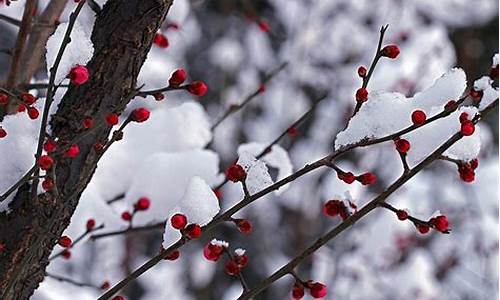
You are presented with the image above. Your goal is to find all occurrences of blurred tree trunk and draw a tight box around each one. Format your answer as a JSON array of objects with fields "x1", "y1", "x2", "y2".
[{"x1": 0, "y1": 1, "x2": 172, "y2": 299}]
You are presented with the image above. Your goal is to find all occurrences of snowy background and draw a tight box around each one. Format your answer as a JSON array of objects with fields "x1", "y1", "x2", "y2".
[{"x1": 0, "y1": 0, "x2": 498, "y2": 299}]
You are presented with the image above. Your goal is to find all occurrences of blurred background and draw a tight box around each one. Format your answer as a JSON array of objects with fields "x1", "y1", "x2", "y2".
[{"x1": 1, "y1": 0, "x2": 498, "y2": 299}]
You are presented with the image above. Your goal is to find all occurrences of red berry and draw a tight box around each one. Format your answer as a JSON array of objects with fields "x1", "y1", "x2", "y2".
[
  {"x1": 258, "y1": 84, "x2": 266, "y2": 93},
  {"x1": 58, "y1": 236, "x2": 72, "y2": 248},
  {"x1": 0, "y1": 93, "x2": 8, "y2": 105},
  {"x1": 121, "y1": 211, "x2": 132, "y2": 221},
  {"x1": 169, "y1": 68, "x2": 187, "y2": 86},
  {"x1": 234, "y1": 253, "x2": 248, "y2": 267},
  {"x1": 153, "y1": 33, "x2": 169, "y2": 48},
  {"x1": 106, "y1": 113, "x2": 119, "y2": 126},
  {"x1": 0, "y1": 127, "x2": 6, "y2": 138},
  {"x1": 459, "y1": 112, "x2": 469, "y2": 123},
  {"x1": 153, "y1": 93, "x2": 165, "y2": 101},
  {"x1": 460, "y1": 121, "x2": 475, "y2": 136},
  {"x1": 185, "y1": 224, "x2": 202, "y2": 239},
  {"x1": 225, "y1": 164, "x2": 246, "y2": 182},
  {"x1": 44, "y1": 139, "x2": 57, "y2": 153},
  {"x1": 100, "y1": 281, "x2": 110, "y2": 290},
  {"x1": 308, "y1": 282, "x2": 327, "y2": 298},
  {"x1": 131, "y1": 108, "x2": 150, "y2": 123},
  {"x1": 357, "y1": 172, "x2": 377, "y2": 185},
  {"x1": 444, "y1": 100, "x2": 457, "y2": 111},
  {"x1": 224, "y1": 259, "x2": 241, "y2": 276},
  {"x1": 203, "y1": 243, "x2": 224, "y2": 261},
  {"x1": 469, "y1": 158, "x2": 479, "y2": 170},
  {"x1": 458, "y1": 166, "x2": 475, "y2": 183},
  {"x1": 411, "y1": 110, "x2": 426, "y2": 125},
  {"x1": 134, "y1": 197, "x2": 150, "y2": 211},
  {"x1": 187, "y1": 81, "x2": 208, "y2": 96},
  {"x1": 235, "y1": 219, "x2": 252, "y2": 234},
  {"x1": 83, "y1": 117, "x2": 94, "y2": 129},
  {"x1": 396, "y1": 210, "x2": 408, "y2": 221},
  {"x1": 164, "y1": 249, "x2": 180, "y2": 261},
  {"x1": 61, "y1": 249, "x2": 71, "y2": 259},
  {"x1": 381, "y1": 45, "x2": 400, "y2": 59},
  {"x1": 86, "y1": 219, "x2": 96, "y2": 231},
  {"x1": 65, "y1": 144, "x2": 80, "y2": 158},
  {"x1": 257, "y1": 20, "x2": 269, "y2": 32},
  {"x1": 38, "y1": 155, "x2": 54, "y2": 170},
  {"x1": 27, "y1": 107, "x2": 39, "y2": 119},
  {"x1": 355, "y1": 88, "x2": 368, "y2": 102},
  {"x1": 431, "y1": 215, "x2": 449, "y2": 233},
  {"x1": 357, "y1": 66, "x2": 367, "y2": 77},
  {"x1": 417, "y1": 224, "x2": 430, "y2": 234},
  {"x1": 338, "y1": 171, "x2": 355, "y2": 184},
  {"x1": 170, "y1": 213, "x2": 187, "y2": 230},
  {"x1": 394, "y1": 138, "x2": 411, "y2": 153},
  {"x1": 17, "y1": 104, "x2": 26, "y2": 113},
  {"x1": 42, "y1": 178, "x2": 54, "y2": 191},
  {"x1": 21, "y1": 93, "x2": 36, "y2": 105},
  {"x1": 69, "y1": 65, "x2": 89, "y2": 85},
  {"x1": 323, "y1": 200, "x2": 341, "y2": 217},
  {"x1": 469, "y1": 89, "x2": 483, "y2": 100},
  {"x1": 112, "y1": 296, "x2": 125, "y2": 300},
  {"x1": 292, "y1": 283, "x2": 305, "y2": 299}
]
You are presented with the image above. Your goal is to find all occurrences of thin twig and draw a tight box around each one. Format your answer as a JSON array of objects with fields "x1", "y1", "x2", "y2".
[
  {"x1": 211, "y1": 62, "x2": 288, "y2": 131},
  {"x1": 0, "y1": 14, "x2": 21, "y2": 27},
  {"x1": 30, "y1": 1, "x2": 87, "y2": 202},
  {"x1": 50, "y1": 224, "x2": 104, "y2": 260},
  {"x1": 46, "y1": 272, "x2": 99, "y2": 289}
]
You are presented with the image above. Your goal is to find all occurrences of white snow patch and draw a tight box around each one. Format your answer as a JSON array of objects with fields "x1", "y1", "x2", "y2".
[{"x1": 46, "y1": 21, "x2": 94, "y2": 84}]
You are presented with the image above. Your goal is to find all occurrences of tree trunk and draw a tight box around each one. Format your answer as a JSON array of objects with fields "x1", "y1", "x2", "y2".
[{"x1": 0, "y1": 1, "x2": 172, "y2": 299}]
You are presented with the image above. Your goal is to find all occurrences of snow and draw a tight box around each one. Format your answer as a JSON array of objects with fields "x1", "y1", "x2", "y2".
[
  {"x1": 179, "y1": 176, "x2": 220, "y2": 226},
  {"x1": 493, "y1": 53, "x2": 499, "y2": 66},
  {"x1": 46, "y1": 21, "x2": 94, "y2": 84},
  {"x1": 237, "y1": 151, "x2": 273, "y2": 195},
  {"x1": 234, "y1": 248, "x2": 246, "y2": 256},
  {"x1": 162, "y1": 177, "x2": 220, "y2": 249},
  {"x1": 0, "y1": 111, "x2": 40, "y2": 212},
  {"x1": 124, "y1": 150, "x2": 220, "y2": 225},
  {"x1": 334, "y1": 68, "x2": 481, "y2": 165},
  {"x1": 473, "y1": 76, "x2": 499, "y2": 111},
  {"x1": 211, "y1": 239, "x2": 229, "y2": 248},
  {"x1": 238, "y1": 143, "x2": 293, "y2": 194}
]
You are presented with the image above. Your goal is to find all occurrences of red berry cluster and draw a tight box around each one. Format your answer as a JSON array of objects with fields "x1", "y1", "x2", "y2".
[
  {"x1": 170, "y1": 213, "x2": 201, "y2": 239},
  {"x1": 459, "y1": 112, "x2": 475, "y2": 136},
  {"x1": 337, "y1": 171, "x2": 376, "y2": 185},
  {"x1": 292, "y1": 280, "x2": 327, "y2": 299},
  {"x1": 121, "y1": 197, "x2": 151, "y2": 222},
  {"x1": 224, "y1": 249, "x2": 249, "y2": 276}
]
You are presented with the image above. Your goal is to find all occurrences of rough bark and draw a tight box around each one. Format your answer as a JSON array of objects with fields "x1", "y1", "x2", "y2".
[{"x1": 0, "y1": 1, "x2": 173, "y2": 299}]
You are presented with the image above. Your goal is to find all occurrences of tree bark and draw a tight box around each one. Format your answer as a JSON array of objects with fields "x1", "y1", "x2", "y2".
[{"x1": 0, "y1": 1, "x2": 172, "y2": 299}]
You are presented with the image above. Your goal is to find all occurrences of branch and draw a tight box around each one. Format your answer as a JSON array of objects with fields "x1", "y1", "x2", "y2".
[
  {"x1": 236, "y1": 99, "x2": 498, "y2": 299},
  {"x1": 0, "y1": 14, "x2": 21, "y2": 27},
  {"x1": 49, "y1": 224, "x2": 104, "y2": 260},
  {"x1": 210, "y1": 62, "x2": 288, "y2": 131},
  {"x1": 46, "y1": 272, "x2": 99, "y2": 289}
]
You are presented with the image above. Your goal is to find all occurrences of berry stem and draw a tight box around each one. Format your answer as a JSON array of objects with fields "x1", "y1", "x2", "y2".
[{"x1": 49, "y1": 223, "x2": 104, "y2": 261}]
